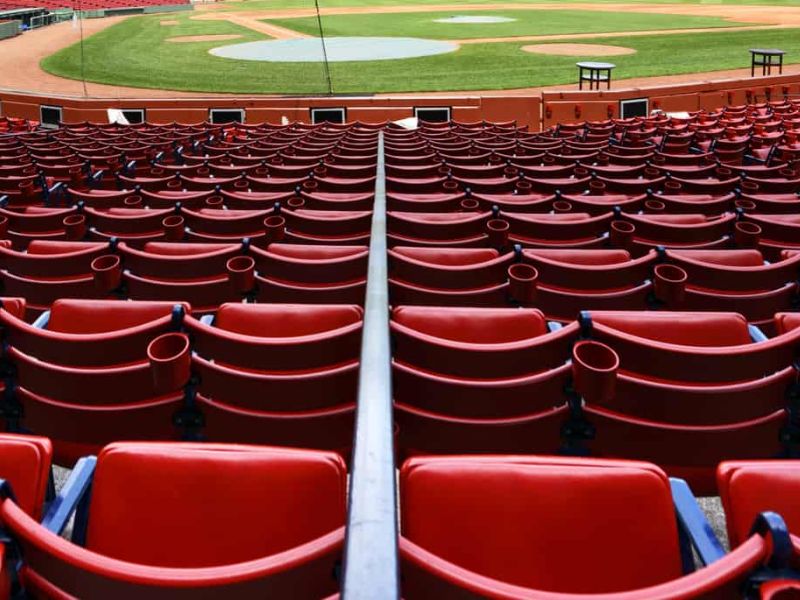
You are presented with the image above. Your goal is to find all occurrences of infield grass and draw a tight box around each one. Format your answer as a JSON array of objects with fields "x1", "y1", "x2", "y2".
[{"x1": 266, "y1": 10, "x2": 747, "y2": 40}]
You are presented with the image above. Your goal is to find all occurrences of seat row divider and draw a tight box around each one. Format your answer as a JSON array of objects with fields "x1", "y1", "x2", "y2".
[{"x1": 342, "y1": 131, "x2": 400, "y2": 600}]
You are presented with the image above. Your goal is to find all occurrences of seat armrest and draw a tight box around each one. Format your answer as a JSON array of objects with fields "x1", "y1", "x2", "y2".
[
  {"x1": 41, "y1": 456, "x2": 96, "y2": 537},
  {"x1": 670, "y1": 477, "x2": 726, "y2": 567}
]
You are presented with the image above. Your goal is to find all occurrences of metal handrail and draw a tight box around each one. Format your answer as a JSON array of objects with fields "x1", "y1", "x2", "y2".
[{"x1": 341, "y1": 131, "x2": 400, "y2": 599}]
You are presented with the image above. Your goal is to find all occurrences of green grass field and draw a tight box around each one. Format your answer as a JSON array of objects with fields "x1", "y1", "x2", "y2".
[
  {"x1": 39, "y1": 2, "x2": 800, "y2": 94},
  {"x1": 217, "y1": 0, "x2": 800, "y2": 10},
  {"x1": 266, "y1": 10, "x2": 743, "y2": 39}
]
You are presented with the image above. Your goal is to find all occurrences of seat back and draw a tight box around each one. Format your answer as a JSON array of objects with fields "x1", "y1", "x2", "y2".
[
  {"x1": 214, "y1": 303, "x2": 362, "y2": 338},
  {"x1": 401, "y1": 456, "x2": 683, "y2": 594},
  {"x1": 718, "y1": 460, "x2": 800, "y2": 548},
  {"x1": 590, "y1": 311, "x2": 752, "y2": 347},
  {"x1": 775, "y1": 312, "x2": 800, "y2": 334},
  {"x1": 392, "y1": 306, "x2": 548, "y2": 345},
  {"x1": 0, "y1": 433, "x2": 52, "y2": 519},
  {"x1": 85, "y1": 443, "x2": 347, "y2": 568},
  {"x1": 47, "y1": 299, "x2": 184, "y2": 334}
]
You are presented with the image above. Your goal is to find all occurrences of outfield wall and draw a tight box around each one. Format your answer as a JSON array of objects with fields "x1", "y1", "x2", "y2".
[{"x1": 1, "y1": 71, "x2": 799, "y2": 129}]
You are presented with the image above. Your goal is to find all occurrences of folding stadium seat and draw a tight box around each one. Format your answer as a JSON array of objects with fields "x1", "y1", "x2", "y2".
[
  {"x1": 180, "y1": 208, "x2": 272, "y2": 243},
  {"x1": 387, "y1": 211, "x2": 493, "y2": 247},
  {"x1": 0, "y1": 205, "x2": 83, "y2": 249},
  {"x1": 577, "y1": 311, "x2": 799, "y2": 493},
  {"x1": 100, "y1": 242, "x2": 243, "y2": 313},
  {"x1": 516, "y1": 163, "x2": 575, "y2": 179},
  {"x1": 611, "y1": 213, "x2": 735, "y2": 255},
  {"x1": 388, "y1": 246, "x2": 513, "y2": 306},
  {"x1": 503, "y1": 211, "x2": 613, "y2": 248},
  {"x1": 740, "y1": 213, "x2": 800, "y2": 259},
  {"x1": 245, "y1": 243, "x2": 368, "y2": 304},
  {"x1": 738, "y1": 192, "x2": 800, "y2": 214},
  {"x1": 0, "y1": 299, "x2": 191, "y2": 464},
  {"x1": 220, "y1": 188, "x2": 295, "y2": 210},
  {"x1": 467, "y1": 191, "x2": 555, "y2": 213},
  {"x1": 280, "y1": 209, "x2": 372, "y2": 245},
  {"x1": 515, "y1": 249, "x2": 655, "y2": 321},
  {"x1": 392, "y1": 306, "x2": 576, "y2": 456},
  {"x1": 116, "y1": 173, "x2": 176, "y2": 192},
  {"x1": 659, "y1": 249, "x2": 799, "y2": 332},
  {"x1": 0, "y1": 442, "x2": 347, "y2": 599},
  {"x1": 645, "y1": 192, "x2": 736, "y2": 216},
  {"x1": 557, "y1": 192, "x2": 646, "y2": 215},
  {"x1": 183, "y1": 303, "x2": 359, "y2": 453},
  {"x1": 0, "y1": 176, "x2": 44, "y2": 206},
  {"x1": 652, "y1": 162, "x2": 718, "y2": 180},
  {"x1": 66, "y1": 187, "x2": 136, "y2": 209},
  {"x1": 0, "y1": 433, "x2": 52, "y2": 520},
  {"x1": 0, "y1": 240, "x2": 112, "y2": 317},
  {"x1": 388, "y1": 247, "x2": 656, "y2": 319},
  {"x1": 83, "y1": 206, "x2": 178, "y2": 246},
  {"x1": 294, "y1": 190, "x2": 375, "y2": 212},
  {"x1": 400, "y1": 455, "x2": 800, "y2": 598},
  {"x1": 717, "y1": 460, "x2": 800, "y2": 554},
  {"x1": 743, "y1": 173, "x2": 800, "y2": 194}
]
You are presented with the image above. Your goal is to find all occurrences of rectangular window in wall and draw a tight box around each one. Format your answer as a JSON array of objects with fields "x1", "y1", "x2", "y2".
[
  {"x1": 620, "y1": 98, "x2": 649, "y2": 119},
  {"x1": 414, "y1": 107, "x2": 451, "y2": 123},
  {"x1": 40, "y1": 105, "x2": 63, "y2": 128},
  {"x1": 209, "y1": 109, "x2": 245, "y2": 124},
  {"x1": 311, "y1": 108, "x2": 346, "y2": 124},
  {"x1": 122, "y1": 109, "x2": 145, "y2": 124}
]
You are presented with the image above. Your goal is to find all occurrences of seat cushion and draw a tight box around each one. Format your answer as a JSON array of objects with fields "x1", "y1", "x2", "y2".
[
  {"x1": 401, "y1": 455, "x2": 683, "y2": 594},
  {"x1": 86, "y1": 442, "x2": 347, "y2": 567}
]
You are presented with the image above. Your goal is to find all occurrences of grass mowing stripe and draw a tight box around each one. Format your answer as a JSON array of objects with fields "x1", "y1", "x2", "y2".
[{"x1": 266, "y1": 10, "x2": 746, "y2": 40}]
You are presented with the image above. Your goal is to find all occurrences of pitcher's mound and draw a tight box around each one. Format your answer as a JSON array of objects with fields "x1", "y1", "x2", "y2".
[
  {"x1": 522, "y1": 43, "x2": 636, "y2": 57},
  {"x1": 167, "y1": 34, "x2": 243, "y2": 43}
]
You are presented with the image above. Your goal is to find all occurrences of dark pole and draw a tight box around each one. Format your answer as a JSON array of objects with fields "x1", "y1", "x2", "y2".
[
  {"x1": 78, "y1": 0, "x2": 87, "y2": 97},
  {"x1": 313, "y1": 0, "x2": 333, "y2": 95}
]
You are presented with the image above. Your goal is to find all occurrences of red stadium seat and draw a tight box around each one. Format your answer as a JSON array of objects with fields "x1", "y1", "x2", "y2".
[
  {"x1": 400, "y1": 455, "x2": 791, "y2": 598},
  {"x1": 718, "y1": 460, "x2": 800, "y2": 548},
  {"x1": 0, "y1": 433, "x2": 52, "y2": 520},
  {"x1": 0, "y1": 442, "x2": 346, "y2": 599}
]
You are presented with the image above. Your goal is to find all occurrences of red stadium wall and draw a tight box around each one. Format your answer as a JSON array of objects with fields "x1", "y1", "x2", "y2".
[
  {"x1": 0, "y1": 91, "x2": 542, "y2": 128},
  {"x1": 541, "y1": 73, "x2": 800, "y2": 128},
  {"x1": 1, "y1": 71, "x2": 800, "y2": 129}
]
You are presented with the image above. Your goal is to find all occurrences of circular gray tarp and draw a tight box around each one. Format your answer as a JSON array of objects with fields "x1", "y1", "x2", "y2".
[
  {"x1": 209, "y1": 37, "x2": 459, "y2": 62},
  {"x1": 433, "y1": 16, "x2": 516, "y2": 23}
]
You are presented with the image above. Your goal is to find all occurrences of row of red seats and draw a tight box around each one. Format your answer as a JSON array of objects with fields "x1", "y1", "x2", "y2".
[
  {"x1": 0, "y1": 115, "x2": 797, "y2": 597},
  {"x1": 388, "y1": 246, "x2": 800, "y2": 332},
  {"x1": 392, "y1": 306, "x2": 800, "y2": 495},
  {"x1": 0, "y1": 239, "x2": 368, "y2": 316},
  {"x1": 385, "y1": 210, "x2": 800, "y2": 258},
  {"x1": 1, "y1": 434, "x2": 798, "y2": 598},
  {"x1": 0, "y1": 298, "x2": 361, "y2": 466},
  {"x1": 0, "y1": 126, "x2": 377, "y2": 204}
]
